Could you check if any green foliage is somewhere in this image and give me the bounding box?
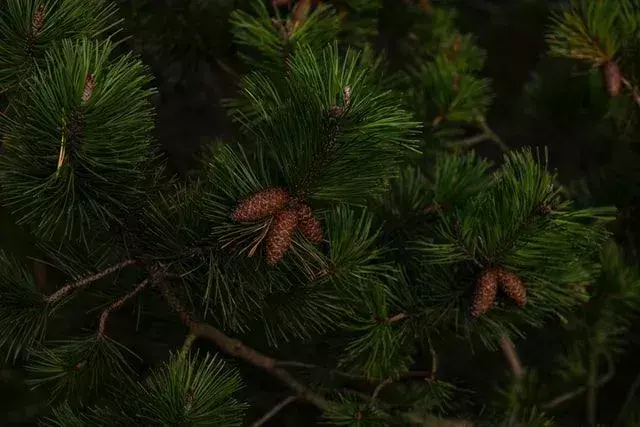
[125,352,247,426]
[400,149,614,347]
[226,42,419,205]
[25,336,138,403]
[39,352,247,426]
[231,0,341,75]
[0,37,157,245]
[0,0,120,95]
[40,402,125,427]
[404,55,493,126]
[547,0,624,65]
[586,240,640,353]
[324,393,392,426]
[0,251,50,362]
[338,283,413,380]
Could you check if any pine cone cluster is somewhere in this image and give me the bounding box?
[231,187,324,265]
[471,267,527,317]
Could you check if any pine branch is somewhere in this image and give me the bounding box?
[45,259,139,304]
[153,272,330,410]
[250,396,297,427]
[97,279,149,339]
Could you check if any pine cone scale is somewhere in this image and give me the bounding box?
[232,187,290,222]
[297,204,323,244]
[266,210,299,265]
[471,268,498,317]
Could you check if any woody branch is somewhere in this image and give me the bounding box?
[153,267,473,426]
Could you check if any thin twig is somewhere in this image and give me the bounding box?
[45,259,138,304]
[97,279,149,339]
[155,270,473,425]
[372,377,393,400]
[179,332,198,361]
[250,396,297,427]
[541,352,615,410]
[477,115,508,152]
[449,132,493,149]
[154,275,330,410]
[499,334,524,379]
[387,313,409,323]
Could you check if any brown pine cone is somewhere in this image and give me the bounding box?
[232,187,290,222]
[81,73,95,105]
[32,4,46,35]
[297,204,323,244]
[604,61,622,97]
[266,210,298,265]
[496,268,527,308]
[471,268,498,318]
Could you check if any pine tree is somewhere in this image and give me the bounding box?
[0,0,639,426]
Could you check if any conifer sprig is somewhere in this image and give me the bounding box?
[0,38,157,244]
[0,0,121,95]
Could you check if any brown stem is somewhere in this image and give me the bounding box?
[477,115,508,152]
[45,259,138,304]
[155,277,330,410]
[372,377,393,400]
[387,313,409,323]
[179,332,198,360]
[97,279,149,339]
[250,396,297,427]
[499,334,524,379]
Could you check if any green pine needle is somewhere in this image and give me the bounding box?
[0,0,121,93]
[128,351,247,427]
[25,335,139,404]
[547,0,622,64]
[0,251,50,362]
[0,37,157,244]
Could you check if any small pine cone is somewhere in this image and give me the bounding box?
[496,268,527,308]
[32,4,46,35]
[343,86,351,107]
[471,268,498,318]
[232,187,290,222]
[82,73,95,105]
[604,61,622,97]
[297,204,323,244]
[266,210,298,265]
